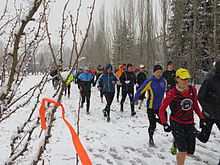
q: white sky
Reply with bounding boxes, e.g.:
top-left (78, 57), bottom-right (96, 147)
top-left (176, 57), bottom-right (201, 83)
top-left (0, 0), bottom-right (115, 46)
top-left (0, 0), bottom-right (162, 47)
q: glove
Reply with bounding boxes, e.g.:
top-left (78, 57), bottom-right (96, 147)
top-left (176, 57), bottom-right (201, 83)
top-left (163, 123), bottom-right (172, 132)
top-left (125, 80), bottom-right (130, 84)
top-left (199, 119), bottom-right (209, 128)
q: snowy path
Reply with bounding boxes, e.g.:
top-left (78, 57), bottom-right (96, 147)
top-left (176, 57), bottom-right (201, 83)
top-left (0, 75), bottom-right (219, 165)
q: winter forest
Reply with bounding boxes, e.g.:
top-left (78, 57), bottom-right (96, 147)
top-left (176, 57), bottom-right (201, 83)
top-left (0, 0), bottom-right (220, 165)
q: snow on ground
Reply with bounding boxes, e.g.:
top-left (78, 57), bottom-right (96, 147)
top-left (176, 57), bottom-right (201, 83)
top-left (0, 75), bottom-right (219, 165)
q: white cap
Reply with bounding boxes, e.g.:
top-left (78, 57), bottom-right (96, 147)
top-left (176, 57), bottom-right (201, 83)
top-left (213, 62), bottom-right (216, 66)
top-left (140, 64), bottom-right (145, 69)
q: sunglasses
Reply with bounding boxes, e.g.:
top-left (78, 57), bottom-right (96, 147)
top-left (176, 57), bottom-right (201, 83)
top-left (180, 78), bottom-right (189, 81)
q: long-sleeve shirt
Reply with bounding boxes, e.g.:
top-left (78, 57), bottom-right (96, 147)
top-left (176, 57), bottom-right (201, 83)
top-left (159, 85), bottom-right (204, 124)
top-left (120, 71), bottom-right (136, 92)
top-left (134, 75), bottom-right (167, 110)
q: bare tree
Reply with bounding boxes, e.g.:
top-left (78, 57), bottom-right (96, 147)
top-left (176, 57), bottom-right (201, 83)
top-left (0, 0), bottom-right (96, 164)
top-left (0, 0), bottom-right (46, 117)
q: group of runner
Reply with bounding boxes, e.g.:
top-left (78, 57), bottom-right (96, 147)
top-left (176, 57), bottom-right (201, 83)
top-left (50, 60), bottom-right (220, 165)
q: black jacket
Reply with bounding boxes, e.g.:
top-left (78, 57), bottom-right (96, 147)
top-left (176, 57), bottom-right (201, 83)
top-left (136, 71), bottom-right (148, 86)
top-left (94, 72), bottom-right (103, 86)
top-left (198, 71), bottom-right (220, 119)
top-left (162, 70), bottom-right (176, 89)
top-left (120, 71), bottom-right (136, 92)
top-left (50, 69), bottom-right (59, 81)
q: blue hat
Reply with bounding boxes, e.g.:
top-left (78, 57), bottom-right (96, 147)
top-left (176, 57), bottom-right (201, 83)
top-left (105, 64), bottom-right (113, 69)
top-left (84, 66), bottom-right (90, 70)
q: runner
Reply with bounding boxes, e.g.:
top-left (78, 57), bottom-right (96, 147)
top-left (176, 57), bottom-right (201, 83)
top-left (78, 66), bottom-right (94, 114)
top-left (135, 64), bottom-right (149, 109)
top-left (116, 65), bottom-right (124, 102)
top-left (134, 65), bottom-right (167, 147)
top-left (120, 63), bottom-right (136, 116)
top-left (94, 67), bottom-right (104, 103)
top-left (98, 64), bottom-right (119, 122)
top-left (162, 61), bottom-right (176, 91)
top-left (159, 68), bottom-right (205, 165)
top-left (196, 61), bottom-right (220, 149)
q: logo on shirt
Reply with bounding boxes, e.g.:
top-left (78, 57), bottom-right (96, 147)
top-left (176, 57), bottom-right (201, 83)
top-left (160, 82), bottom-right (165, 88)
top-left (180, 98), bottom-right (193, 111)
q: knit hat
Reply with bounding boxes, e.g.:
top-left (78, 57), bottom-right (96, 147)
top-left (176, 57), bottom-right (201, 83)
top-left (127, 63), bottom-right (133, 69)
top-left (167, 61), bottom-right (173, 66)
top-left (153, 65), bottom-right (162, 72)
top-left (105, 64), bottom-right (113, 69)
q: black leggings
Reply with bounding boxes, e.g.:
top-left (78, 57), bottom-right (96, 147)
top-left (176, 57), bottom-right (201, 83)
top-left (81, 90), bottom-right (91, 112)
top-left (65, 84), bottom-right (71, 96)
top-left (103, 92), bottom-right (115, 117)
top-left (100, 90), bottom-right (103, 98)
top-left (116, 85), bottom-right (121, 100)
top-left (170, 120), bottom-right (196, 154)
top-left (136, 86), bottom-right (145, 101)
top-left (147, 108), bottom-right (164, 140)
top-left (197, 119), bottom-right (220, 143)
top-left (121, 90), bottom-right (134, 112)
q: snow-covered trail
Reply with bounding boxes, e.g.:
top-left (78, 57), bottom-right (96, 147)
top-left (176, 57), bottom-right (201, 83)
top-left (0, 75), bottom-right (219, 165)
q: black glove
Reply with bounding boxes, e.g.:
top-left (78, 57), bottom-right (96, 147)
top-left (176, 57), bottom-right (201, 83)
top-left (163, 123), bottom-right (172, 132)
top-left (199, 119), bottom-right (208, 128)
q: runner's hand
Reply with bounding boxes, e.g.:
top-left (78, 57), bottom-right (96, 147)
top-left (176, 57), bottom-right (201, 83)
top-left (199, 119), bottom-right (208, 128)
top-left (163, 123), bottom-right (172, 132)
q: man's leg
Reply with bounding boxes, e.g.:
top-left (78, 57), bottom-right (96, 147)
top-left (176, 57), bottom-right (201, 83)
top-left (147, 109), bottom-right (157, 146)
top-left (81, 91), bottom-right (85, 108)
top-left (128, 91), bottom-right (136, 116)
top-left (196, 120), bottom-right (214, 143)
top-left (120, 90), bottom-right (127, 112)
top-left (116, 85), bottom-right (120, 102)
top-left (85, 91), bottom-right (91, 114)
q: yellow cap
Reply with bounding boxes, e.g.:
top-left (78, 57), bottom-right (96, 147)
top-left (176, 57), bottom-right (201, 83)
top-left (176, 68), bottom-right (191, 79)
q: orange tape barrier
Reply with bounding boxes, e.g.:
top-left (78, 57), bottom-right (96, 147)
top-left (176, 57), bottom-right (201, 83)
top-left (39, 98), bottom-right (92, 165)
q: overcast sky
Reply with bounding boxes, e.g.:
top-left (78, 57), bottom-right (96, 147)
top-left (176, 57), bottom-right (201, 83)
top-left (0, 0), bottom-right (115, 45)
top-left (0, 0), bottom-right (162, 47)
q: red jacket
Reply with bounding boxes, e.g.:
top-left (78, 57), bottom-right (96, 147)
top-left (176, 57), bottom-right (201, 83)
top-left (159, 85), bottom-right (204, 124)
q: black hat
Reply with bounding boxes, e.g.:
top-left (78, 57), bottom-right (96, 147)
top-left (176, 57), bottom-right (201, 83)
top-left (127, 63), bottom-right (133, 69)
top-left (167, 61), bottom-right (173, 66)
top-left (215, 60), bottom-right (220, 71)
top-left (153, 65), bottom-right (162, 72)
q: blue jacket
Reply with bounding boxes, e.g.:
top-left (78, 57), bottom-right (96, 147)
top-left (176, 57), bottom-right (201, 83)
top-left (78, 72), bottom-right (94, 91)
top-left (134, 75), bottom-right (167, 110)
top-left (98, 73), bottom-right (119, 92)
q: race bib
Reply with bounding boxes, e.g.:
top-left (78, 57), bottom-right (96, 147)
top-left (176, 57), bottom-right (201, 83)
top-left (180, 98), bottom-right (193, 111)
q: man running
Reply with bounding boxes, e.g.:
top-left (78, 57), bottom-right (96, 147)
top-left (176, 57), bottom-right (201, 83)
top-left (120, 63), bottom-right (136, 116)
top-left (134, 65), bottom-right (167, 147)
top-left (98, 64), bottom-right (119, 122)
top-left (78, 66), bottom-right (94, 114)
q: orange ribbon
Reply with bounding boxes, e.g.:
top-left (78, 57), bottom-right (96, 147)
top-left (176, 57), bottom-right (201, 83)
top-left (39, 98), bottom-right (92, 165)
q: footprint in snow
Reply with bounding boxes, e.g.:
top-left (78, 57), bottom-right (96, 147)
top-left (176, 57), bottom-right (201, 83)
top-left (93, 154), bottom-right (105, 159)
